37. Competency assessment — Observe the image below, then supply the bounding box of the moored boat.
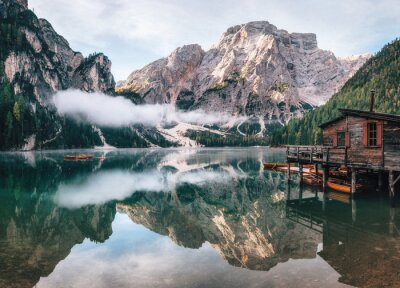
[276,166,312,174]
[263,163,288,170]
[64,155,94,160]
[327,178,361,193]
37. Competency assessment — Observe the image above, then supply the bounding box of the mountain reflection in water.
[0,148,398,288]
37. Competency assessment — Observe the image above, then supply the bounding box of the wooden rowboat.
[263,163,288,170]
[327,178,362,193]
[327,178,351,193]
[264,163,316,170]
[64,155,94,160]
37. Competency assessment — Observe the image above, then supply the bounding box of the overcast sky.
[29,0,399,81]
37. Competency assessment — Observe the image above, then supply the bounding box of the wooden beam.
[299,164,304,186]
[323,166,329,193]
[352,199,357,223]
[389,170,395,201]
[378,170,383,192]
[389,207,395,235]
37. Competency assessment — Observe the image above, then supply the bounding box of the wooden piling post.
[389,207,395,235]
[389,170,395,206]
[315,164,319,178]
[323,166,329,193]
[299,163,304,186]
[351,168,357,196]
[299,180,304,201]
[287,162,291,182]
[378,170,383,192]
[352,199,357,223]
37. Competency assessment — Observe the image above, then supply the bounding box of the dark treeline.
[269,38,400,145]
[0,8,174,150]
[186,130,268,147]
[0,13,36,149]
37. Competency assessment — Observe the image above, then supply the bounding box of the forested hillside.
[0,0,174,150]
[269,38,400,145]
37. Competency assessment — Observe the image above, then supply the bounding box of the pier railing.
[286,145,347,165]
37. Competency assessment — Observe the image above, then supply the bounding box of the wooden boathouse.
[286,106,400,199]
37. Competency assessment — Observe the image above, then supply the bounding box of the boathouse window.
[337,132,346,147]
[362,121,382,147]
[368,123,377,146]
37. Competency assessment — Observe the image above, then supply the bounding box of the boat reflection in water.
[0,148,399,287]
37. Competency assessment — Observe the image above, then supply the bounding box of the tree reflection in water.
[0,148,398,288]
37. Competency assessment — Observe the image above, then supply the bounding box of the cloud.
[53,90,236,127]
[29,0,400,80]
[53,170,166,208]
[54,168,232,208]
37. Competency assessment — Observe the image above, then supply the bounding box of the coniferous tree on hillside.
[270,38,400,146]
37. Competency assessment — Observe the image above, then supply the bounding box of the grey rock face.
[2,0,115,102]
[0,0,116,150]
[118,21,370,123]
[72,53,116,93]
[118,44,205,104]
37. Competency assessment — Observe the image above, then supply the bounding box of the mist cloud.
[53,170,166,208]
[54,169,232,208]
[53,90,236,127]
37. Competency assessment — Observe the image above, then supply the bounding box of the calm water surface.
[0,148,398,288]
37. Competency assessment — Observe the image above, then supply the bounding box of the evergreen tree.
[13,102,21,122]
[270,38,400,146]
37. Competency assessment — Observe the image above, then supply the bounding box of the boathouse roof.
[319,109,400,128]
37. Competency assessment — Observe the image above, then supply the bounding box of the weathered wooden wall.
[384,122,400,171]
[322,116,383,168]
[347,116,383,168]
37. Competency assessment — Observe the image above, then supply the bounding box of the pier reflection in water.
[0,148,398,287]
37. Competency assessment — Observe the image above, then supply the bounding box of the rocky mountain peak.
[118,21,369,127]
[118,43,205,104]
[0,0,116,150]
[225,21,278,36]
[220,21,318,52]
[167,44,204,69]
[2,4,115,98]
[72,53,115,93]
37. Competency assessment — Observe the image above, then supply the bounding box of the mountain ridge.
[0,0,162,150]
[118,21,370,125]
[0,1,374,149]
[269,38,400,145]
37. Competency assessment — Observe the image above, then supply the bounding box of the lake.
[0,148,398,288]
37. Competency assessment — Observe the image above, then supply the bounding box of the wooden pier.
[286,108,400,202]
